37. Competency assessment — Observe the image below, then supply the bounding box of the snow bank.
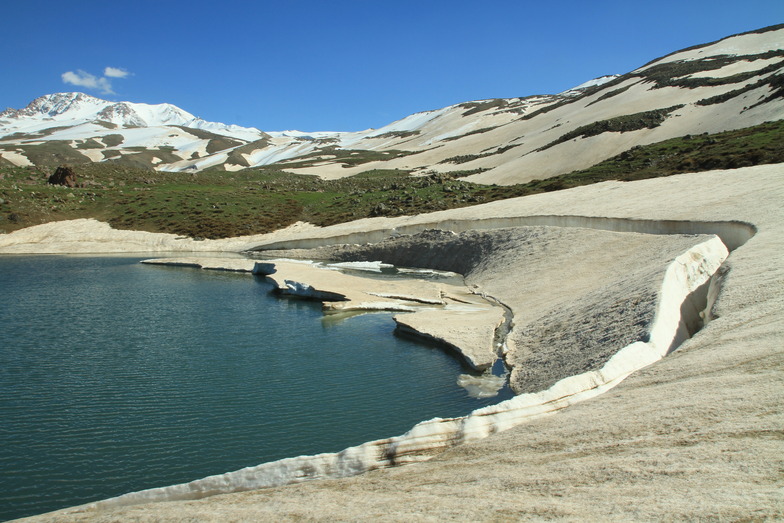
[80,235,728,510]
[252,214,756,253]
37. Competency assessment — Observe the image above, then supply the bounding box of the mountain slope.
[1,24,782,182]
[273,24,781,185]
[0,93,269,170]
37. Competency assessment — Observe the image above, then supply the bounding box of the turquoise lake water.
[0,255,511,521]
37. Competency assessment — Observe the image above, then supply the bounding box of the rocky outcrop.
[47,166,78,187]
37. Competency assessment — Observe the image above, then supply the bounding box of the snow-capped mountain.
[1,92,107,120]
[0,92,266,141]
[1,24,782,182]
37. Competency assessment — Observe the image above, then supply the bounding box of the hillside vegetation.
[1,120,782,239]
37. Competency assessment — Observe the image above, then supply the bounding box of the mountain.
[1,24,782,183]
[0,92,266,139]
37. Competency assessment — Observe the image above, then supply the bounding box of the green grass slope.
[1,121,782,239]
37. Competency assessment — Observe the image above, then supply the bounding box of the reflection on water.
[0,255,511,521]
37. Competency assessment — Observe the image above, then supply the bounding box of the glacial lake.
[0,255,512,521]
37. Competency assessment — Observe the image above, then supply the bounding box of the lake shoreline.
[8,165,784,521]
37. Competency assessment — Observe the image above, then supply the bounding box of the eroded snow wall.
[82,235,729,511]
[252,215,755,252]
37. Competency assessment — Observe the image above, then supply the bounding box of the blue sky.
[2,0,782,132]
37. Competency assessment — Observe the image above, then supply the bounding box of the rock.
[48,166,78,188]
[370,203,388,216]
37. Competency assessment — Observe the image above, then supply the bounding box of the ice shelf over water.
[81,235,728,510]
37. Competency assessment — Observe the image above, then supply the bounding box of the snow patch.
[559,75,620,96]
[0,150,33,166]
[366,108,451,137]
[635,29,784,71]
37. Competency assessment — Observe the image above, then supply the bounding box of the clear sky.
[2,0,782,132]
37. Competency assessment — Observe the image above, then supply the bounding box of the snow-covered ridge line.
[0,92,266,141]
[558,74,620,96]
[0,71,617,149]
[635,23,784,71]
[74,235,728,511]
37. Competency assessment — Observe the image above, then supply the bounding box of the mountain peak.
[1,92,106,119]
[0,92,268,156]
[0,92,197,127]
[0,93,264,137]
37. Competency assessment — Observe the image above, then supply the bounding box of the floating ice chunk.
[281,280,346,301]
[457,373,506,398]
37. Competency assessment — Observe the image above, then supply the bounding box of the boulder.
[48,166,78,188]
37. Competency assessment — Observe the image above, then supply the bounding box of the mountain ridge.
[1,24,782,183]
[0,92,267,140]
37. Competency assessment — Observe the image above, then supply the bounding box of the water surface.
[0,255,511,521]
